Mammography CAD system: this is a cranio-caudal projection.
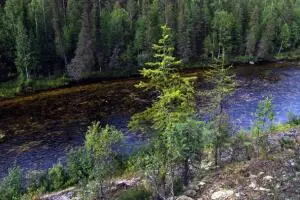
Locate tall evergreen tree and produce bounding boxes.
[67,0,95,80]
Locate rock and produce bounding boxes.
[115,177,140,189]
[198,181,206,187]
[188,184,200,191]
[258,172,265,176]
[211,189,234,200]
[263,176,273,181]
[249,61,255,65]
[184,189,197,197]
[176,195,194,200]
[250,174,257,179]
[249,182,256,189]
[257,187,270,192]
[40,187,78,200]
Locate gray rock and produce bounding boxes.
[188,184,200,191]
[184,189,197,197]
[211,189,234,200]
[263,176,273,181]
[176,195,194,200]
[198,181,206,187]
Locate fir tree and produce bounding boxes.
[129,25,203,198]
[67,0,95,80]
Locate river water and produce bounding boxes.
[1,62,300,180]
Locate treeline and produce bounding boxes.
[0,0,300,82]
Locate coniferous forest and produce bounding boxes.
[0,0,300,84]
[2,1,300,200]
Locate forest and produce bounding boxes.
[0,0,300,85]
[2,0,300,200]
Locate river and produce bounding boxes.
[0,62,300,180]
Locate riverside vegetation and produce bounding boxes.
[1,0,300,97]
[2,25,300,200]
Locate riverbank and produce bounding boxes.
[20,126,300,200]
[1,59,298,100]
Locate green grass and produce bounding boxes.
[0,80,20,98]
[0,76,70,98]
[275,49,300,61]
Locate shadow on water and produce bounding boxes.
[0,61,300,179]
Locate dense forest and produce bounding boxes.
[1,0,300,83]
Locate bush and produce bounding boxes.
[118,187,151,200]
[27,170,49,193]
[0,166,22,200]
[66,147,94,185]
[48,163,67,191]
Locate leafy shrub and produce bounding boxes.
[118,186,151,200]
[66,147,94,185]
[0,166,22,200]
[48,163,67,191]
[27,170,49,193]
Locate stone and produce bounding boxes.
[115,177,140,189]
[263,176,273,181]
[211,189,234,200]
[176,195,194,200]
[249,182,256,189]
[258,172,265,176]
[184,190,197,197]
[188,184,200,191]
[249,61,255,65]
[256,187,270,192]
[198,181,206,187]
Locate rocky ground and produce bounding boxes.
[39,128,300,200]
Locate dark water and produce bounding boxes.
[1,62,300,180]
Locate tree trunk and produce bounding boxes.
[215,145,218,167]
[183,157,190,186]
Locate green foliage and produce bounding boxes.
[66,147,94,185]
[0,166,22,200]
[231,130,254,161]
[118,186,151,200]
[203,54,237,166]
[1,0,300,85]
[251,97,275,158]
[85,122,123,159]
[85,121,124,198]
[129,25,202,198]
[47,163,67,191]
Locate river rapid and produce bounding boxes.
[1,62,300,180]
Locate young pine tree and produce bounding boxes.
[203,53,237,166]
[251,97,274,158]
[129,25,203,198]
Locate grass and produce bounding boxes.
[0,76,70,98]
[0,80,20,98]
[275,49,300,61]
[271,115,300,133]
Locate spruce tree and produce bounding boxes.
[129,25,203,198]
[246,5,261,57]
[67,0,95,80]
[203,53,237,166]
